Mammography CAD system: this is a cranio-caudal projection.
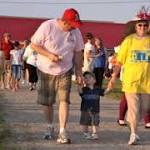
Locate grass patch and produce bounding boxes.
[103,79,123,100]
[0,144,5,150]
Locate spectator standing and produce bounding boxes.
[10,41,23,91]
[23,44,38,91]
[93,37,106,88]
[0,32,14,89]
[21,40,30,85]
[31,8,84,144]
[107,53,115,78]
[82,32,95,72]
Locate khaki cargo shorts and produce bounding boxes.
[37,70,72,106]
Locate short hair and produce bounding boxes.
[13,41,20,47]
[3,32,11,38]
[83,71,95,78]
[24,39,31,45]
[85,32,93,40]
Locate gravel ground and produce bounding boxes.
[0,84,150,150]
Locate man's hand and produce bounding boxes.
[76,75,84,86]
[31,43,63,63]
[48,53,62,62]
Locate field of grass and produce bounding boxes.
[102,79,123,100]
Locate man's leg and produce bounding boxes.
[38,71,56,140]
[57,101,71,144]
[43,105,55,139]
[59,102,69,131]
[56,70,72,144]
[44,105,53,124]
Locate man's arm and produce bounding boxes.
[31,43,61,62]
[77,83,83,94]
[74,50,84,85]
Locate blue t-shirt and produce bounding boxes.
[79,87,104,113]
[93,48,106,68]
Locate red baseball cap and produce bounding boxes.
[63,8,82,28]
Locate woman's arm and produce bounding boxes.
[107,62,122,90]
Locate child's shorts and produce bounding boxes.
[80,111,100,126]
[12,65,22,80]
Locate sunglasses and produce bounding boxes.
[137,23,149,27]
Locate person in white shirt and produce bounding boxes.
[10,41,23,91]
[23,44,38,91]
[21,40,30,85]
[83,32,95,72]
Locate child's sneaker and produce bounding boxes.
[43,126,54,140]
[128,133,140,145]
[91,133,99,140]
[83,132,92,139]
[57,131,71,144]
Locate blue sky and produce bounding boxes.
[0,0,149,23]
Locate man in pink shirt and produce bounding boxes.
[31,8,84,144]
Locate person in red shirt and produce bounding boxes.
[0,33,14,60]
[0,32,14,89]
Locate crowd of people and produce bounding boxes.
[0,33,38,91]
[0,7,150,145]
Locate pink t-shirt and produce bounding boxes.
[31,19,84,75]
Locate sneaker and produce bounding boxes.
[128,133,140,145]
[29,87,34,91]
[21,80,25,85]
[33,84,36,90]
[83,132,92,139]
[57,131,71,144]
[43,126,54,140]
[91,133,99,140]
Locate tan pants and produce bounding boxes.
[125,93,150,133]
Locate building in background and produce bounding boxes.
[0,16,125,49]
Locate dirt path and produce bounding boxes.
[0,85,150,150]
